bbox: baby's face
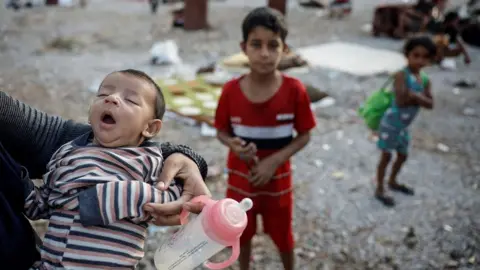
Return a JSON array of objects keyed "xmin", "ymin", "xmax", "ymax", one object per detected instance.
[{"xmin": 89, "ymin": 72, "xmax": 161, "ymax": 148}]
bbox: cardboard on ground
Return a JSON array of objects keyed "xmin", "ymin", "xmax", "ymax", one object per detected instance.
[
  {"xmin": 155, "ymin": 77, "xmax": 222, "ymax": 126},
  {"xmin": 296, "ymin": 42, "xmax": 407, "ymax": 76}
]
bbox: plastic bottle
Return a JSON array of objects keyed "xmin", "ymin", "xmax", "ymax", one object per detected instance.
[{"xmin": 154, "ymin": 195, "xmax": 253, "ymax": 270}]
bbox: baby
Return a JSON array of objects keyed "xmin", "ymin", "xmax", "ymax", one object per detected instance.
[{"xmin": 25, "ymin": 69, "xmax": 182, "ymax": 270}]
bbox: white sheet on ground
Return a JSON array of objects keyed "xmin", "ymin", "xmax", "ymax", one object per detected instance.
[{"xmin": 296, "ymin": 42, "xmax": 407, "ymax": 76}]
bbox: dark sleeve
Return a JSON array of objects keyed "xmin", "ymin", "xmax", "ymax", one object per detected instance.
[
  {"xmin": 0, "ymin": 91, "xmax": 208, "ymax": 180},
  {"xmin": 160, "ymin": 142, "xmax": 208, "ymax": 180},
  {"xmin": 0, "ymin": 91, "xmax": 91, "ymax": 179}
]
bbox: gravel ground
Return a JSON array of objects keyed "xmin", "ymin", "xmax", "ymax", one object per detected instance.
[{"xmin": 1, "ymin": 0, "xmax": 479, "ymax": 269}]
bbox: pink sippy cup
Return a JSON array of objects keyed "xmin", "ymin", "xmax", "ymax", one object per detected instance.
[{"xmin": 154, "ymin": 195, "xmax": 253, "ymax": 270}]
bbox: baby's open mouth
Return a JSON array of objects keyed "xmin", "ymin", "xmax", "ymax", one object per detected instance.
[{"xmin": 101, "ymin": 112, "xmax": 116, "ymax": 125}]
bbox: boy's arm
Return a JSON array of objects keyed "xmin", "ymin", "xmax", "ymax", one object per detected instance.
[
  {"xmin": 214, "ymin": 83, "xmax": 232, "ymax": 136},
  {"xmin": 217, "ymin": 131, "xmax": 234, "ymax": 148},
  {"xmin": 268, "ymin": 81, "xmax": 316, "ymax": 165},
  {"xmin": 266, "ymin": 132, "xmax": 312, "ymax": 167},
  {"xmin": 77, "ymin": 180, "xmax": 183, "ymax": 226},
  {"xmin": 213, "ymin": 82, "xmax": 257, "ymax": 160}
]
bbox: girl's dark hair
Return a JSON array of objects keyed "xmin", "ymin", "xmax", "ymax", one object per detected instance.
[
  {"xmin": 403, "ymin": 36, "xmax": 437, "ymax": 58},
  {"xmin": 117, "ymin": 69, "xmax": 165, "ymax": 120},
  {"xmin": 444, "ymin": 11, "xmax": 459, "ymax": 23},
  {"xmin": 242, "ymin": 7, "xmax": 288, "ymax": 42}
]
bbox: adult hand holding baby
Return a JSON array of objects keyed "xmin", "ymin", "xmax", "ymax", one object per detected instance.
[{"xmin": 144, "ymin": 153, "xmax": 212, "ymax": 226}]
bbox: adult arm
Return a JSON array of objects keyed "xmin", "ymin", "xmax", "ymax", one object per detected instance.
[
  {"xmin": 78, "ymin": 180, "xmax": 183, "ymax": 226},
  {"xmin": 0, "ymin": 91, "xmax": 90, "ymax": 179},
  {"xmin": 0, "ymin": 91, "xmax": 208, "ymax": 179}
]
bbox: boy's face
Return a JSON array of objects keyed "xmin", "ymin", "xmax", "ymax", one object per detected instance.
[
  {"xmin": 88, "ymin": 72, "xmax": 162, "ymax": 148},
  {"xmin": 241, "ymin": 26, "xmax": 286, "ymax": 75}
]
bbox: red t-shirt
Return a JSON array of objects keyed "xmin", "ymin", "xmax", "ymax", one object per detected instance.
[{"xmin": 214, "ymin": 74, "xmax": 316, "ymax": 196}]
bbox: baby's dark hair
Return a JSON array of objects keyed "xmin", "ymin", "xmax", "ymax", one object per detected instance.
[
  {"xmin": 242, "ymin": 7, "xmax": 288, "ymax": 42},
  {"xmin": 117, "ymin": 69, "xmax": 166, "ymax": 120},
  {"xmin": 403, "ymin": 36, "xmax": 437, "ymax": 58}
]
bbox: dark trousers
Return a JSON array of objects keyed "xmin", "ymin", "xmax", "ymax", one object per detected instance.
[{"xmin": 0, "ymin": 142, "xmax": 40, "ymax": 269}]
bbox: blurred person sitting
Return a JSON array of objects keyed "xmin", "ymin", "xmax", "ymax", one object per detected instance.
[
  {"xmin": 433, "ymin": 11, "xmax": 472, "ymax": 65},
  {"xmin": 394, "ymin": 0, "xmax": 447, "ymax": 38}
]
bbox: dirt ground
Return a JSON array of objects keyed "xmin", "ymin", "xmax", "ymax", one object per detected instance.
[{"xmin": 1, "ymin": 0, "xmax": 479, "ymax": 269}]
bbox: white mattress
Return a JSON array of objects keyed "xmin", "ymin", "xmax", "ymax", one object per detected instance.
[{"xmin": 296, "ymin": 42, "xmax": 407, "ymax": 76}]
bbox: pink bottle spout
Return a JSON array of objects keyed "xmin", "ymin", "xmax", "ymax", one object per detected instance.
[{"xmin": 180, "ymin": 195, "xmax": 253, "ymax": 269}]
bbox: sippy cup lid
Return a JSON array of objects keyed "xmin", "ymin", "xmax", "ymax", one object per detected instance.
[
  {"xmin": 203, "ymin": 198, "xmax": 252, "ymax": 246},
  {"xmin": 224, "ymin": 198, "xmax": 253, "ymax": 226},
  {"xmin": 179, "ymin": 195, "xmax": 253, "ymax": 270}
]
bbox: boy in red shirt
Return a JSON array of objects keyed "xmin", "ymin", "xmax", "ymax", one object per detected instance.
[{"xmin": 214, "ymin": 7, "xmax": 316, "ymax": 270}]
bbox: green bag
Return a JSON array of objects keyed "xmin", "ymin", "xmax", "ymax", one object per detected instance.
[{"xmin": 358, "ymin": 71, "xmax": 428, "ymax": 131}]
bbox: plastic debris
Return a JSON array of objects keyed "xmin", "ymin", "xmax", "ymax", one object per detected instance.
[{"xmin": 437, "ymin": 143, "xmax": 450, "ymax": 153}]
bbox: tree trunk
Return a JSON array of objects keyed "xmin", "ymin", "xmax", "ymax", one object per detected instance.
[
  {"xmin": 183, "ymin": 0, "xmax": 208, "ymax": 31},
  {"xmin": 268, "ymin": 0, "xmax": 287, "ymax": 15}
]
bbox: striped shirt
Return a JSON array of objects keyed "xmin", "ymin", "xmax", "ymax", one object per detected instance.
[{"xmin": 25, "ymin": 132, "xmax": 183, "ymax": 270}]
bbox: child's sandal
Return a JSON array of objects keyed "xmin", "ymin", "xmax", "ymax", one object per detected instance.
[
  {"xmin": 375, "ymin": 193, "xmax": 395, "ymax": 207},
  {"xmin": 389, "ymin": 183, "xmax": 414, "ymax": 195}
]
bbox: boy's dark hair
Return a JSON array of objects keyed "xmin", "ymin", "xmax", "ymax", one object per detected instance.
[
  {"xmin": 444, "ymin": 11, "xmax": 459, "ymax": 23},
  {"xmin": 241, "ymin": 7, "xmax": 288, "ymax": 42},
  {"xmin": 117, "ymin": 69, "xmax": 166, "ymax": 120},
  {"xmin": 403, "ymin": 36, "xmax": 437, "ymax": 58}
]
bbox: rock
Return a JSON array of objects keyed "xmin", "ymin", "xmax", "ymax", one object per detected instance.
[
  {"xmin": 331, "ymin": 249, "xmax": 348, "ymax": 263},
  {"xmin": 463, "ymin": 107, "xmax": 475, "ymax": 116},
  {"xmin": 453, "ymin": 79, "xmax": 476, "ymax": 88},
  {"xmin": 468, "ymin": 256, "xmax": 476, "ymax": 265},
  {"xmin": 305, "ymin": 84, "xmax": 329, "ymax": 103},
  {"xmin": 449, "ymin": 249, "xmax": 463, "ymax": 260},
  {"xmin": 206, "ymin": 164, "xmax": 223, "ymax": 179},
  {"xmin": 437, "ymin": 143, "xmax": 450, "ymax": 153},
  {"xmin": 444, "ymin": 260, "xmax": 460, "ymax": 269}
]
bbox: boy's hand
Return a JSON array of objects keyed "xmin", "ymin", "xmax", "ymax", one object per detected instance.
[
  {"xmin": 229, "ymin": 137, "xmax": 257, "ymax": 161},
  {"xmin": 250, "ymin": 156, "xmax": 279, "ymax": 186}
]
